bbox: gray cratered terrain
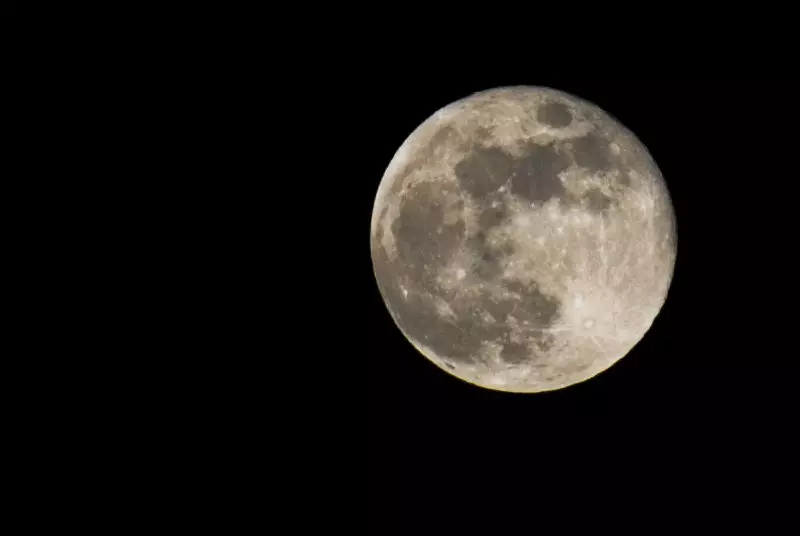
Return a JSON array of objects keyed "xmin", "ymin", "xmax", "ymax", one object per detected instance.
[{"xmin": 370, "ymin": 86, "xmax": 677, "ymax": 393}]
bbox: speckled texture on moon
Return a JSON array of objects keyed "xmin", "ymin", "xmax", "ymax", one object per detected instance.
[{"xmin": 370, "ymin": 86, "xmax": 677, "ymax": 393}]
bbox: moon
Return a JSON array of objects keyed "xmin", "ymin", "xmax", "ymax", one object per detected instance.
[{"xmin": 370, "ymin": 86, "xmax": 677, "ymax": 393}]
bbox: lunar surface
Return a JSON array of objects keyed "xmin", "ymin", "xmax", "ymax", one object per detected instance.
[{"xmin": 370, "ymin": 86, "xmax": 676, "ymax": 393}]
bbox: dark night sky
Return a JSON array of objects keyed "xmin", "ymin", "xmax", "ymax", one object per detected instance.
[
  {"xmin": 9, "ymin": 7, "xmax": 798, "ymax": 529},
  {"xmin": 359, "ymin": 78, "xmax": 799, "ymax": 521},
  {"xmin": 7, "ymin": 5, "xmax": 798, "ymax": 528}
]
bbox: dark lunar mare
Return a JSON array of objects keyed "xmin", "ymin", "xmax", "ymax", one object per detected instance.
[
  {"xmin": 454, "ymin": 146, "xmax": 516, "ymax": 198},
  {"xmin": 571, "ymin": 131, "xmax": 613, "ymax": 172},
  {"xmin": 510, "ymin": 143, "xmax": 572, "ymax": 204},
  {"xmin": 500, "ymin": 341, "xmax": 531, "ymax": 364},
  {"xmin": 537, "ymin": 101, "xmax": 573, "ymax": 128},
  {"xmin": 390, "ymin": 181, "xmax": 464, "ymax": 286},
  {"xmin": 454, "ymin": 141, "xmax": 573, "ymax": 208}
]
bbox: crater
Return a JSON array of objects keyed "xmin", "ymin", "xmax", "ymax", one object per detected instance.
[
  {"xmin": 584, "ymin": 187, "xmax": 612, "ymax": 213},
  {"xmin": 537, "ymin": 101, "xmax": 573, "ymax": 128}
]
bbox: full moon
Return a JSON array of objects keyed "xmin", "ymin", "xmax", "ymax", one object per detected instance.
[{"xmin": 370, "ymin": 86, "xmax": 677, "ymax": 393}]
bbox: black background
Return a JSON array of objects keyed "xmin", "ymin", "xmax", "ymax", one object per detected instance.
[
  {"xmin": 8, "ymin": 5, "xmax": 798, "ymax": 529},
  {"xmin": 360, "ymin": 78, "xmax": 798, "ymax": 521}
]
